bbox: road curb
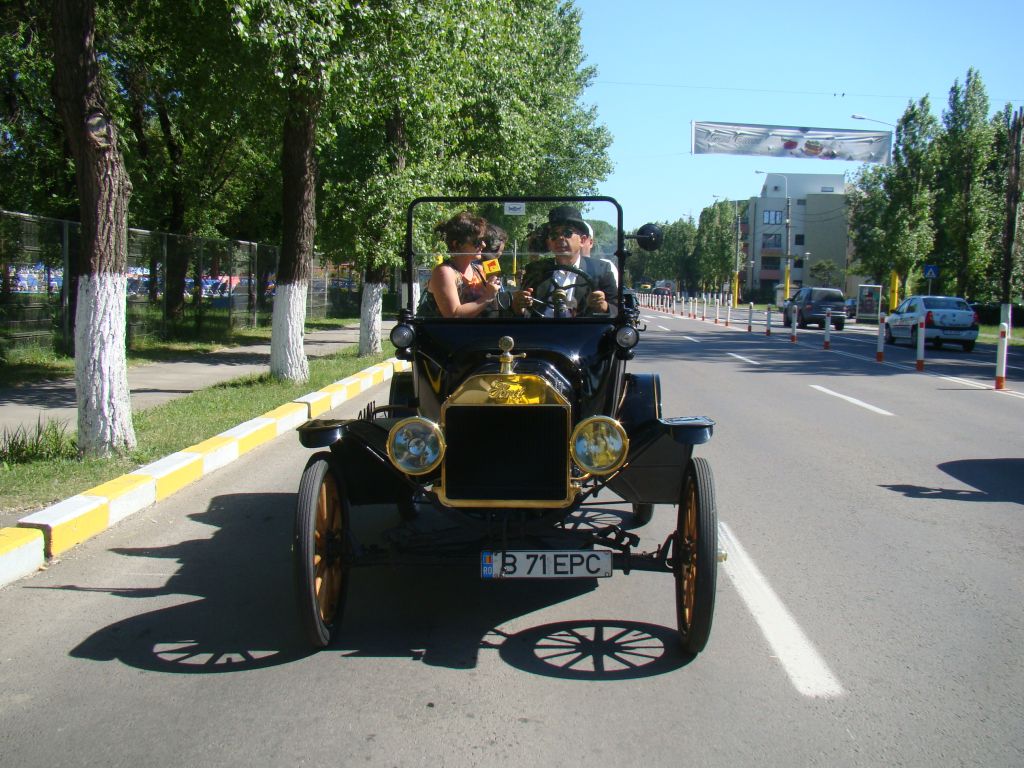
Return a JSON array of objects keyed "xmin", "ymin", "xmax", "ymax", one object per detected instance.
[{"xmin": 1, "ymin": 357, "xmax": 410, "ymax": 586}]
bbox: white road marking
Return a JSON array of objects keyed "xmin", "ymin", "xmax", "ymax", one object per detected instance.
[
  {"xmin": 718, "ymin": 522, "xmax": 845, "ymax": 699},
  {"xmin": 682, "ymin": 335, "xmax": 700, "ymax": 343},
  {"xmin": 657, "ymin": 325, "xmax": 671, "ymax": 332},
  {"xmin": 810, "ymin": 385, "xmax": 894, "ymax": 416},
  {"xmin": 727, "ymin": 352, "xmax": 760, "ymax": 365}
]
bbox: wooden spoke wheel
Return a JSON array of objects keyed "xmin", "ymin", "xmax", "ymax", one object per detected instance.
[
  {"xmin": 294, "ymin": 453, "xmax": 350, "ymax": 648},
  {"xmin": 673, "ymin": 457, "xmax": 718, "ymax": 655}
]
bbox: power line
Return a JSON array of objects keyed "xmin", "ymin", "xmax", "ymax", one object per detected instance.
[{"xmin": 592, "ymin": 79, "xmax": 1024, "ymax": 105}]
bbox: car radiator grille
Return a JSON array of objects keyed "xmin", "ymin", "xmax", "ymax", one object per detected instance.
[{"xmin": 443, "ymin": 405, "xmax": 569, "ymax": 501}]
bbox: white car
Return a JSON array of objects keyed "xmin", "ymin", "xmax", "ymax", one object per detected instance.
[{"xmin": 885, "ymin": 295, "xmax": 979, "ymax": 351}]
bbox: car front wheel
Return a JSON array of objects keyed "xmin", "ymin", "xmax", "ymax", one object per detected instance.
[
  {"xmin": 834, "ymin": 320, "xmax": 845, "ymax": 331},
  {"xmin": 962, "ymin": 340, "xmax": 975, "ymax": 352},
  {"xmin": 674, "ymin": 457, "xmax": 717, "ymax": 655},
  {"xmin": 294, "ymin": 452, "xmax": 351, "ymax": 649}
]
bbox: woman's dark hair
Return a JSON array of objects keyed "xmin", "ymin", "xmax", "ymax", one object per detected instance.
[
  {"xmin": 484, "ymin": 223, "xmax": 508, "ymax": 255},
  {"xmin": 435, "ymin": 211, "xmax": 487, "ymax": 251}
]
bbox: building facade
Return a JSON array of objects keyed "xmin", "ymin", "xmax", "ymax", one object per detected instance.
[{"xmin": 745, "ymin": 173, "xmax": 850, "ymax": 302}]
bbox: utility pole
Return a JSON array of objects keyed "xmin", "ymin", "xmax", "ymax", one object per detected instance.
[{"xmin": 1002, "ymin": 107, "xmax": 1023, "ymax": 304}]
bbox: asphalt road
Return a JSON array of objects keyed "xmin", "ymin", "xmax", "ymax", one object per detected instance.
[{"xmin": 1, "ymin": 312, "xmax": 1021, "ymax": 767}]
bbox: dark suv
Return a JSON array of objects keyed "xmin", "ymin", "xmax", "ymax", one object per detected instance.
[{"xmin": 783, "ymin": 287, "xmax": 846, "ymax": 330}]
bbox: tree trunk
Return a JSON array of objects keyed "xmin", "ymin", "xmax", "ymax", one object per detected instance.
[
  {"xmin": 359, "ymin": 279, "xmax": 384, "ymax": 357},
  {"xmin": 270, "ymin": 85, "xmax": 318, "ymax": 382},
  {"xmin": 52, "ymin": 0, "xmax": 136, "ymax": 457}
]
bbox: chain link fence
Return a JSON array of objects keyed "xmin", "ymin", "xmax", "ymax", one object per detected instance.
[{"xmin": 1, "ymin": 209, "xmax": 367, "ymax": 354}]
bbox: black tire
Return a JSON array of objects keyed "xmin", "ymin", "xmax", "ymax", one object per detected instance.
[
  {"xmin": 834, "ymin": 320, "xmax": 845, "ymax": 331},
  {"xmin": 911, "ymin": 325, "xmax": 918, "ymax": 348},
  {"xmin": 633, "ymin": 503, "xmax": 654, "ymax": 526},
  {"xmin": 294, "ymin": 453, "xmax": 351, "ymax": 649},
  {"xmin": 885, "ymin": 323, "xmax": 895, "ymax": 344},
  {"xmin": 962, "ymin": 340, "xmax": 975, "ymax": 352},
  {"xmin": 818, "ymin": 320, "xmax": 826, "ymax": 330},
  {"xmin": 933, "ymin": 338, "xmax": 943, "ymax": 350},
  {"xmin": 782, "ymin": 312, "xmax": 790, "ymax": 328},
  {"xmin": 674, "ymin": 457, "xmax": 718, "ymax": 655},
  {"xmin": 797, "ymin": 312, "xmax": 808, "ymax": 330}
]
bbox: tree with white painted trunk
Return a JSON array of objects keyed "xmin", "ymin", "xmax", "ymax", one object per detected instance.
[{"xmin": 51, "ymin": 0, "xmax": 136, "ymax": 457}]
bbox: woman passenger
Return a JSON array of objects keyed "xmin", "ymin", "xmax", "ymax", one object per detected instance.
[{"xmin": 418, "ymin": 211, "xmax": 499, "ymax": 318}]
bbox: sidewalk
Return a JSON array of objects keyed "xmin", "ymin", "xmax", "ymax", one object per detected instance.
[{"xmin": 0, "ymin": 324, "xmax": 391, "ymax": 435}]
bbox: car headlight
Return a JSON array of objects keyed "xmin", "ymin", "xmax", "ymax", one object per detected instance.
[
  {"xmin": 571, "ymin": 416, "xmax": 628, "ymax": 475},
  {"xmin": 387, "ymin": 417, "xmax": 445, "ymax": 475},
  {"xmin": 614, "ymin": 325, "xmax": 639, "ymax": 350},
  {"xmin": 389, "ymin": 323, "xmax": 415, "ymax": 350}
]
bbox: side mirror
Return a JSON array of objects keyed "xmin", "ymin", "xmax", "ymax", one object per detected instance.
[{"xmin": 630, "ymin": 223, "xmax": 663, "ymax": 252}]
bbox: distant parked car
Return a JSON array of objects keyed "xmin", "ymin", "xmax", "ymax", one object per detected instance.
[
  {"xmin": 843, "ymin": 298, "xmax": 857, "ymax": 319},
  {"xmin": 885, "ymin": 295, "xmax": 978, "ymax": 351},
  {"xmin": 782, "ymin": 287, "xmax": 846, "ymax": 330}
]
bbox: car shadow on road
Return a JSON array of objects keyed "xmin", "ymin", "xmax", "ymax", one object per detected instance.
[
  {"xmin": 66, "ymin": 494, "xmax": 690, "ymax": 680},
  {"xmin": 880, "ymin": 458, "xmax": 1024, "ymax": 505}
]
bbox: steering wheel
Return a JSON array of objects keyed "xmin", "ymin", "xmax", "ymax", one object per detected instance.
[{"xmin": 525, "ymin": 263, "xmax": 595, "ymax": 317}]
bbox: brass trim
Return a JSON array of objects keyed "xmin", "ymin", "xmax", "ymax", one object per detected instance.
[
  {"xmin": 570, "ymin": 416, "xmax": 629, "ymax": 475},
  {"xmin": 438, "ymin": 372, "xmax": 574, "ymax": 508},
  {"xmin": 386, "ymin": 417, "xmax": 446, "ymax": 476}
]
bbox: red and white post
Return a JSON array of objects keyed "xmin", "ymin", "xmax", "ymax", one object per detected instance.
[
  {"xmin": 876, "ymin": 315, "xmax": 886, "ymax": 362},
  {"xmin": 995, "ymin": 322, "xmax": 1008, "ymax": 389},
  {"xmin": 823, "ymin": 309, "xmax": 831, "ymax": 350},
  {"xmin": 790, "ymin": 305, "xmax": 798, "ymax": 343},
  {"xmin": 765, "ymin": 308, "xmax": 772, "ymax": 336},
  {"xmin": 714, "ymin": 299, "xmax": 720, "ymax": 324},
  {"xmin": 701, "ymin": 298, "xmax": 707, "ymax": 321},
  {"xmin": 915, "ymin": 317, "xmax": 926, "ymax": 371}
]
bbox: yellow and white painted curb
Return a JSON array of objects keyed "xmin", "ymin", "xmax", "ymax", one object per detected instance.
[{"xmin": 1, "ymin": 357, "xmax": 411, "ymax": 586}]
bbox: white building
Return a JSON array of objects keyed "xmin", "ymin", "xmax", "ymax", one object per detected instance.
[{"xmin": 745, "ymin": 173, "xmax": 850, "ymax": 302}]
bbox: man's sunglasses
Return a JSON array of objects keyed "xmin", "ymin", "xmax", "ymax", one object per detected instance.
[{"xmin": 547, "ymin": 226, "xmax": 583, "ymax": 239}]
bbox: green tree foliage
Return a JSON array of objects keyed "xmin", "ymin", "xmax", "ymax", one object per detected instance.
[
  {"xmin": 694, "ymin": 201, "xmax": 736, "ymax": 292},
  {"xmin": 934, "ymin": 68, "xmax": 999, "ymax": 297},
  {"xmin": 1, "ymin": 1, "xmax": 77, "ymax": 218},
  {"xmin": 847, "ymin": 70, "xmax": 1022, "ymax": 303}
]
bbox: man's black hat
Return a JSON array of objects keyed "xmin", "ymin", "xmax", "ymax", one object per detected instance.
[{"xmin": 547, "ymin": 205, "xmax": 589, "ymax": 234}]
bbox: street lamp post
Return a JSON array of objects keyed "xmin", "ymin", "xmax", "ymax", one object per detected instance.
[
  {"xmin": 715, "ymin": 194, "xmax": 742, "ymax": 307},
  {"xmin": 756, "ymin": 170, "xmax": 791, "ymax": 300}
]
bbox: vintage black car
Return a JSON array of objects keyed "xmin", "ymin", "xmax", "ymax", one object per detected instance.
[{"xmin": 293, "ymin": 196, "xmax": 719, "ymax": 657}]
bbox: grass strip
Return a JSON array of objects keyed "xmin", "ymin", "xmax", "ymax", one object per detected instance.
[{"xmin": 0, "ymin": 343, "xmax": 394, "ymax": 517}]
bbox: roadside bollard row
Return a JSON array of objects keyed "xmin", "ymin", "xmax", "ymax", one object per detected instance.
[{"xmin": 683, "ymin": 304, "xmax": 1012, "ymax": 391}]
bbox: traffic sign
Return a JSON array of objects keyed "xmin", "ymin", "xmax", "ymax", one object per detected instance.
[{"xmin": 923, "ymin": 264, "xmax": 939, "ymax": 279}]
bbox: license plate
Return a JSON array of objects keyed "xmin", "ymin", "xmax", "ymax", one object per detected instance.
[
  {"xmin": 481, "ymin": 550, "xmax": 612, "ymax": 579},
  {"xmin": 944, "ymin": 329, "xmax": 964, "ymax": 336}
]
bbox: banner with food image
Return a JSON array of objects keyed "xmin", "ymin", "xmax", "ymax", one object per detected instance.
[{"xmin": 692, "ymin": 121, "xmax": 891, "ymax": 163}]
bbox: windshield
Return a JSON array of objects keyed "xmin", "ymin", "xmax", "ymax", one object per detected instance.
[{"xmin": 404, "ymin": 197, "xmax": 624, "ymax": 320}]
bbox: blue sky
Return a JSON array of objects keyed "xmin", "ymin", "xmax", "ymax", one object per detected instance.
[{"xmin": 574, "ymin": 0, "xmax": 1024, "ymax": 230}]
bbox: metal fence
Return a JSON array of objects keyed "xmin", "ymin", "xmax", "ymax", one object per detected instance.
[{"xmin": 1, "ymin": 209, "xmax": 365, "ymax": 353}]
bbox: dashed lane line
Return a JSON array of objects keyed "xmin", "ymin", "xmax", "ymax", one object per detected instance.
[
  {"xmin": 810, "ymin": 385, "xmax": 894, "ymax": 416},
  {"xmin": 727, "ymin": 352, "xmax": 760, "ymax": 365},
  {"xmin": 719, "ymin": 521, "xmax": 845, "ymax": 699}
]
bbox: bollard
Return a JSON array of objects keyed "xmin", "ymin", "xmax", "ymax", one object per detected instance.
[
  {"xmin": 876, "ymin": 315, "xmax": 886, "ymax": 362},
  {"xmin": 995, "ymin": 322, "xmax": 1008, "ymax": 389},
  {"xmin": 714, "ymin": 300, "xmax": 720, "ymax": 324},
  {"xmin": 823, "ymin": 308, "xmax": 831, "ymax": 349},
  {"xmin": 790, "ymin": 305, "xmax": 798, "ymax": 343},
  {"xmin": 701, "ymin": 298, "xmax": 707, "ymax": 321},
  {"xmin": 747, "ymin": 302, "xmax": 753, "ymax": 332},
  {"xmin": 766, "ymin": 308, "xmax": 772, "ymax": 336},
  {"xmin": 726, "ymin": 303, "xmax": 732, "ymax": 327},
  {"xmin": 915, "ymin": 317, "xmax": 925, "ymax": 371}
]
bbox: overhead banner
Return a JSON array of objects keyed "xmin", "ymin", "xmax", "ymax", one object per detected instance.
[{"xmin": 692, "ymin": 121, "xmax": 891, "ymax": 164}]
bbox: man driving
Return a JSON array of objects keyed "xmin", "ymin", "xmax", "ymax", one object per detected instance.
[{"xmin": 513, "ymin": 205, "xmax": 618, "ymax": 317}]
